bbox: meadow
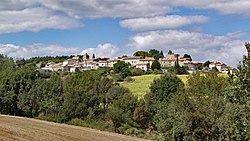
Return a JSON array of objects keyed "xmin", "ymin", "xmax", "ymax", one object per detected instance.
[
  {"xmin": 122, "ymin": 74, "xmax": 189, "ymax": 99},
  {"xmin": 122, "ymin": 73, "xmax": 228, "ymax": 99}
]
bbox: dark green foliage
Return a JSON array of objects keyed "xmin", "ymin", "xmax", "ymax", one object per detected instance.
[
  {"xmin": 164, "ymin": 65, "xmax": 188, "ymax": 74},
  {"xmin": 133, "ymin": 100, "xmax": 151, "ymax": 129},
  {"xmin": 149, "ymin": 49, "xmax": 164, "ymax": 59},
  {"xmin": 107, "ymin": 86, "xmax": 138, "ymax": 132},
  {"xmin": 183, "ymin": 54, "xmax": 192, "ymax": 61},
  {"xmin": 113, "ymin": 61, "xmax": 131, "ymax": 78},
  {"xmin": 175, "ymin": 65, "xmax": 188, "ymax": 74},
  {"xmin": 133, "ymin": 49, "xmax": 164, "ymax": 59},
  {"xmin": 130, "ymin": 67, "xmax": 144, "ymax": 76},
  {"xmin": 168, "ymin": 50, "xmax": 174, "ymax": 55},
  {"xmin": 133, "ymin": 51, "xmax": 150, "ymax": 57},
  {"xmin": 148, "ymin": 74, "xmax": 184, "ymax": 103},
  {"xmin": 25, "ymin": 55, "xmax": 71, "ymax": 64},
  {"xmin": 62, "ymin": 71, "xmax": 101, "ymax": 119},
  {"xmin": 154, "ymin": 73, "xmax": 228, "ymax": 140},
  {"xmin": 151, "ymin": 60, "xmax": 161, "ymax": 71},
  {"xmin": 203, "ymin": 60, "xmax": 211, "ymax": 68},
  {"xmin": 222, "ymin": 43, "xmax": 250, "ymax": 140}
]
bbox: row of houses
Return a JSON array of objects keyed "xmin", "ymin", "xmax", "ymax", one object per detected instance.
[{"xmin": 40, "ymin": 53, "xmax": 233, "ymax": 73}]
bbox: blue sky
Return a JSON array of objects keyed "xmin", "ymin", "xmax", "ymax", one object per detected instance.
[{"xmin": 0, "ymin": 0, "xmax": 250, "ymax": 67}]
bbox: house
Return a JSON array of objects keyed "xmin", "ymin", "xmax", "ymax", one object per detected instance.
[
  {"xmin": 63, "ymin": 59, "xmax": 77, "ymax": 66},
  {"xmin": 183, "ymin": 61, "xmax": 202, "ymax": 70},
  {"xmin": 123, "ymin": 56, "xmax": 142, "ymax": 66},
  {"xmin": 159, "ymin": 54, "xmax": 191, "ymax": 68},
  {"xmin": 107, "ymin": 59, "xmax": 119, "ymax": 67},
  {"xmin": 139, "ymin": 57, "xmax": 155, "ymax": 68},
  {"xmin": 135, "ymin": 63, "xmax": 149, "ymax": 71},
  {"xmin": 98, "ymin": 60, "xmax": 109, "ymax": 67},
  {"xmin": 42, "ymin": 62, "xmax": 64, "ymax": 71},
  {"xmin": 159, "ymin": 58, "xmax": 175, "ymax": 68},
  {"xmin": 209, "ymin": 62, "xmax": 227, "ymax": 72}
]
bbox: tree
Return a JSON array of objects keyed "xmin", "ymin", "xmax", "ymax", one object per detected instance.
[
  {"xmin": 133, "ymin": 51, "xmax": 150, "ymax": 57},
  {"xmin": 63, "ymin": 71, "xmax": 102, "ymax": 120},
  {"xmin": 222, "ymin": 43, "xmax": 250, "ymax": 140},
  {"xmin": 149, "ymin": 49, "xmax": 163, "ymax": 59},
  {"xmin": 151, "ymin": 60, "xmax": 161, "ymax": 71},
  {"xmin": 154, "ymin": 73, "xmax": 228, "ymax": 140},
  {"xmin": 160, "ymin": 51, "xmax": 164, "ymax": 58},
  {"xmin": 130, "ymin": 67, "xmax": 144, "ymax": 76},
  {"xmin": 107, "ymin": 86, "xmax": 137, "ymax": 132},
  {"xmin": 92, "ymin": 54, "xmax": 95, "ymax": 59},
  {"xmin": 183, "ymin": 54, "xmax": 192, "ymax": 61},
  {"xmin": 167, "ymin": 50, "xmax": 174, "ymax": 55},
  {"xmin": 113, "ymin": 61, "xmax": 131, "ymax": 78},
  {"xmin": 148, "ymin": 74, "xmax": 184, "ymax": 103},
  {"xmin": 203, "ymin": 61, "xmax": 211, "ymax": 68}
]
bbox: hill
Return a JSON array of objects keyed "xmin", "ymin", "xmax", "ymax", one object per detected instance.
[{"xmin": 0, "ymin": 115, "xmax": 149, "ymax": 141}]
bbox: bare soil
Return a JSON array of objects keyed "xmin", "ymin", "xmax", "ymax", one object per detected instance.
[{"xmin": 0, "ymin": 115, "xmax": 150, "ymax": 141}]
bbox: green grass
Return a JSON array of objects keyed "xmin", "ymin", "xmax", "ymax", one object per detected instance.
[
  {"xmin": 122, "ymin": 74, "xmax": 188, "ymax": 99},
  {"xmin": 123, "ymin": 73, "xmax": 229, "ymax": 99}
]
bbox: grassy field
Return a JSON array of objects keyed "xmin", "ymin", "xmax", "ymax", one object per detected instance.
[
  {"xmin": 122, "ymin": 73, "xmax": 228, "ymax": 99},
  {"xmin": 122, "ymin": 74, "xmax": 189, "ymax": 99}
]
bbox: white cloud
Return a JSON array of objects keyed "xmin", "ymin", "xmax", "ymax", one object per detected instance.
[
  {"xmin": 172, "ymin": 0, "xmax": 250, "ymax": 16},
  {"xmin": 81, "ymin": 43, "xmax": 119, "ymax": 58},
  {"xmin": 0, "ymin": 0, "xmax": 249, "ymax": 34},
  {"xmin": 41, "ymin": 0, "xmax": 172, "ymax": 18},
  {"xmin": 0, "ymin": 7, "xmax": 82, "ymax": 34},
  {"xmin": 207, "ymin": 1, "xmax": 250, "ymax": 16},
  {"xmin": 127, "ymin": 30, "xmax": 247, "ymax": 67},
  {"xmin": 0, "ymin": 44, "xmax": 80, "ymax": 59},
  {"xmin": 120, "ymin": 15, "xmax": 209, "ymax": 31}
]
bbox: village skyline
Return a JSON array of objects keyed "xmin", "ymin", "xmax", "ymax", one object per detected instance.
[{"xmin": 0, "ymin": 1, "xmax": 250, "ymax": 68}]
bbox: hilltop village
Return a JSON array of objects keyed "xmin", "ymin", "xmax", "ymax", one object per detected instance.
[{"xmin": 39, "ymin": 50, "xmax": 236, "ymax": 74}]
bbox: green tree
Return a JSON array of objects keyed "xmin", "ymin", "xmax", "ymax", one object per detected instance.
[
  {"xmin": 144, "ymin": 74, "xmax": 184, "ymax": 135},
  {"xmin": 168, "ymin": 50, "xmax": 174, "ymax": 55},
  {"xmin": 113, "ymin": 61, "xmax": 131, "ymax": 78},
  {"xmin": 154, "ymin": 73, "xmax": 228, "ymax": 140},
  {"xmin": 222, "ymin": 43, "xmax": 250, "ymax": 140},
  {"xmin": 133, "ymin": 51, "xmax": 150, "ymax": 57},
  {"xmin": 107, "ymin": 86, "xmax": 137, "ymax": 132},
  {"xmin": 151, "ymin": 60, "xmax": 161, "ymax": 71},
  {"xmin": 63, "ymin": 71, "xmax": 101, "ymax": 120},
  {"xmin": 149, "ymin": 49, "xmax": 163, "ymax": 59},
  {"xmin": 183, "ymin": 54, "xmax": 192, "ymax": 61}
]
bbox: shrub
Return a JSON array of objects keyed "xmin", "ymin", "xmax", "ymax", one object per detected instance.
[{"xmin": 124, "ymin": 76, "xmax": 135, "ymax": 82}]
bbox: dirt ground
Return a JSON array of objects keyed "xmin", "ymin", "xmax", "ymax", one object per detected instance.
[{"xmin": 0, "ymin": 115, "xmax": 150, "ymax": 141}]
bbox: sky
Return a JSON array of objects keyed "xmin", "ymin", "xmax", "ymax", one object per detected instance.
[{"xmin": 0, "ymin": 0, "xmax": 250, "ymax": 67}]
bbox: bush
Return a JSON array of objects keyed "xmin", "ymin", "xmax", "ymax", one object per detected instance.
[
  {"xmin": 124, "ymin": 76, "xmax": 135, "ymax": 82},
  {"xmin": 67, "ymin": 118, "xmax": 113, "ymax": 131},
  {"xmin": 130, "ymin": 67, "xmax": 144, "ymax": 76},
  {"xmin": 153, "ymin": 69, "xmax": 163, "ymax": 74},
  {"xmin": 118, "ymin": 123, "xmax": 146, "ymax": 137},
  {"xmin": 112, "ymin": 73, "xmax": 123, "ymax": 82}
]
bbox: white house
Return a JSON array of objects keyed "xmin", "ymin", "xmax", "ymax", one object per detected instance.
[
  {"xmin": 209, "ymin": 62, "xmax": 227, "ymax": 72},
  {"xmin": 98, "ymin": 60, "xmax": 109, "ymax": 67},
  {"xmin": 135, "ymin": 63, "xmax": 149, "ymax": 71},
  {"xmin": 139, "ymin": 57, "xmax": 155, "ymax": 68},
  {"xmin": 123, "ymin": 56, "xmax": 141, "ymax": 66},
  {"xmin": 63, "ymin": 59, "xmax": 77, "ymax": 66}
]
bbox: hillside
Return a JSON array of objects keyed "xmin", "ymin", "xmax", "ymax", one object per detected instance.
[{"xmin": 0, "ymin": 115, "xmax": 150, "ymax": 141}]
